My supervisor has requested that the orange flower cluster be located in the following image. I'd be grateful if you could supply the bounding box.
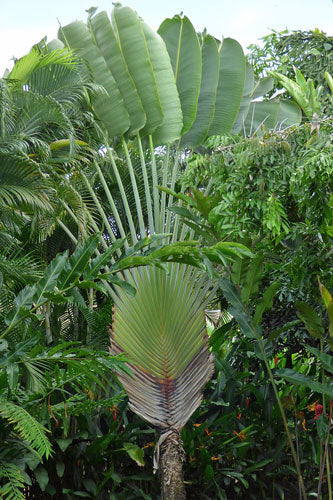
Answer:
[143,442,154,449]
[233,430,246,441]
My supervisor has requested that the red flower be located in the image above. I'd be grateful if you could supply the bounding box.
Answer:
[237,412,242,420]
[275,356,278,367]
[314,404,324,420]
[246,397,250,408]
[111,405,118,421]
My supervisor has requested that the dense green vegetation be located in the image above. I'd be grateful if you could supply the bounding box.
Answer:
[0,5,332,499]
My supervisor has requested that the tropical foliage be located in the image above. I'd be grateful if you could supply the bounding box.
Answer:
[0,3,332,499]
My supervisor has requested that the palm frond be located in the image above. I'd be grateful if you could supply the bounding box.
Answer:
[0,248,42,291]
[0,154,51,211]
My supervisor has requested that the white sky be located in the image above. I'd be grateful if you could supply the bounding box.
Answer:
[1,0,332,74]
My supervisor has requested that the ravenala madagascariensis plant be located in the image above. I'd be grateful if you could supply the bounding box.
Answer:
[50,4,264,496]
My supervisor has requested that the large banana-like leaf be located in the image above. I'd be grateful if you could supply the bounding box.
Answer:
[141,21,183,144]
[208,38,246,135]
[89,10,146,136]
[181,35,220,147]
[231,63,255,134]
[158,15,202,135]
[110,265,214,429]
[243,99,301,136]
[111,5,164,136]
[233,70,302,136]
[59,20,130,137]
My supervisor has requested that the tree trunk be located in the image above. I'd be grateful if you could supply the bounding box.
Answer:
[160,430,186,500]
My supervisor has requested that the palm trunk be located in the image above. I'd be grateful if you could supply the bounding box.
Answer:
[160,430,186,500]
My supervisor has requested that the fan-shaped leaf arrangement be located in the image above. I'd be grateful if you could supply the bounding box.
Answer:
[110,265,214,430]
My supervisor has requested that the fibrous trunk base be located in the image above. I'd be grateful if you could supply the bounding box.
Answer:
[160,430,186,500]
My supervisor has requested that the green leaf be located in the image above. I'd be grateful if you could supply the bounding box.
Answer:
[0,461,25,500]
[0,339,8,351]
[84,239,125,280]
[251,76,274,99]
[270,71,314,118]
[59,20,130,137]
[58,234,100,290]
[34,252,68,306]
[240,254,264,303]
[56,438,72,452]
[89,11,146,136]
[158,15,201,134]
[104,276,137,297]
[275,369,333,397]
[275,100,302,129]
[306,346,333,375]
[244,459,273,473]
[56,462,65,478]
[296,301,324,338]
[122,443,145,467]
[0,399,52,458]
[182,35,219,146]
[318,279,333,338]
[5,285,37,328]
[208,38,246,135]
[219,277,257,339]
[325,71,333,94]
[232,63,255,134]
[141,21,183,144]
[8,47,76,88]
[112,4,164,136]
[157,186,196,207]
[316,413,329,441]
[6,363,19,391]
[77,280,108,295]
[191,188,214,219]
[204,464,214,480]
[267,320,302,342]
[244,100,279,135]
[254,281,281,326]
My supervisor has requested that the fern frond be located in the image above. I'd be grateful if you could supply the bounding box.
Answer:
[0,461,25,500]
[0,398,52,458]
